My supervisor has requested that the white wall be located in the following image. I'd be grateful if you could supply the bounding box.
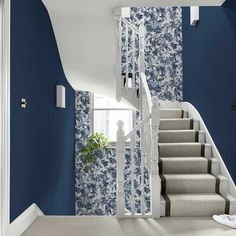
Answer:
[42,0,225,100]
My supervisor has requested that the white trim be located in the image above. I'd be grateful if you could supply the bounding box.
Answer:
[10,204,44,236]
[0,0,11,236]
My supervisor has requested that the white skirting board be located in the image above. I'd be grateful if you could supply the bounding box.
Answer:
[10,204,44,236]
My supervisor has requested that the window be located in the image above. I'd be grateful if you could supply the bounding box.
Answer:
[91,94,133,143]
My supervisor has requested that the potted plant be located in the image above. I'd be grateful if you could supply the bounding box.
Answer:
[81,132,109,172]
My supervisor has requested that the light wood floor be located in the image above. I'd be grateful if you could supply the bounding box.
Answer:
[22,216,236,236]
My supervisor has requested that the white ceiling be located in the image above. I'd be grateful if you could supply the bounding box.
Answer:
[42,0,225,99]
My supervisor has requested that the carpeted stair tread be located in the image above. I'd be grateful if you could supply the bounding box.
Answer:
[163,193,227,217]
[162,174,217,194]
[159,130,204,143]
[159,143,212,157]
[160,157,210,174]
[160,118,196,130]
[160,109,185,119]
[158,107,231,217]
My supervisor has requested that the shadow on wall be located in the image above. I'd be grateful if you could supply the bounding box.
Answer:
[224,0,236,11]
[183,0,236,183]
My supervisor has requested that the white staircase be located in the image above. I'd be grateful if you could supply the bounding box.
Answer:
[114,13,236,219]
[158,107,236,217]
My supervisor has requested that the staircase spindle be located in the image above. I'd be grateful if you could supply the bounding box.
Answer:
[125,25,129,88]
[130,133,135,215]
[115,13,161,219]
[132,30,136,89]
[116,120,125,218]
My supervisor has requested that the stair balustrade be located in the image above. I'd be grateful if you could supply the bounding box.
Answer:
[115,13,161,218]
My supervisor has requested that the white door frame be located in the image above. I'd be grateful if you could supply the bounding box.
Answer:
[0,0,11,235]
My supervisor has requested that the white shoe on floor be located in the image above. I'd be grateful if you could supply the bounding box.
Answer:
[213,215,236,229]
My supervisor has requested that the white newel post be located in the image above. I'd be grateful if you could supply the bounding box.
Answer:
[151,96,161,218]
[139,19,147,215]
[116,120,125,218]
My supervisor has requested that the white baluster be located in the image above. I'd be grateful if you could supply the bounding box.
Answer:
[115,16,162,219]
[139,19,146,75]
[132,29,135,89]
[140,121,145,215]
[125,25,129,88]
[117,120,126,218]
[151,96,161,218]
[130,133,135,215]
[115,17,122,102]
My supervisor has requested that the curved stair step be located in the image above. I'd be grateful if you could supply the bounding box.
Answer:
[160,109,186,119]
[160,119,199,130]
[161,193,229,217]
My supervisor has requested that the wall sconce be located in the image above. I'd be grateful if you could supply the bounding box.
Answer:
[190,6,199,26]
[56,85,66,108]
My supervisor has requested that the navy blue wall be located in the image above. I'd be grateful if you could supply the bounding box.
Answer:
[10,0,75,222]
[183,0,236,182]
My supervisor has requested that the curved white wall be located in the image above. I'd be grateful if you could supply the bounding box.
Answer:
[41,0,225,99]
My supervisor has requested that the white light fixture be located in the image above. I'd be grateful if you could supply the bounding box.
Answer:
[190,6,199,26]
[56,85,66,108]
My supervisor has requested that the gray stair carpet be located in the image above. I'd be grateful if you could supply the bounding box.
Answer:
[159,109,230,217]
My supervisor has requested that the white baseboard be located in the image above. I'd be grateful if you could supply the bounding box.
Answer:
[10,203,44,236]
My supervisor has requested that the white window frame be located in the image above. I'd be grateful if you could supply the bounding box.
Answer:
[0,0,11,236]
[90,93,136,147]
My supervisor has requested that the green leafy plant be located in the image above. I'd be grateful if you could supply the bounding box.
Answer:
[81,132,109,172]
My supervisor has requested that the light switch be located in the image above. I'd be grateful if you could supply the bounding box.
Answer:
[21,98,27,108]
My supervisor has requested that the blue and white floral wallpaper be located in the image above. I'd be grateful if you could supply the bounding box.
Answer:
[131,7,183,101]
[75,91,116,215]
[75,7,183,215]
[75,92,150,215]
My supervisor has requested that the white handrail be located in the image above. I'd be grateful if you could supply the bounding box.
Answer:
[140,72,152,113]
[122,17,139,34]
[124,114,151,141]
